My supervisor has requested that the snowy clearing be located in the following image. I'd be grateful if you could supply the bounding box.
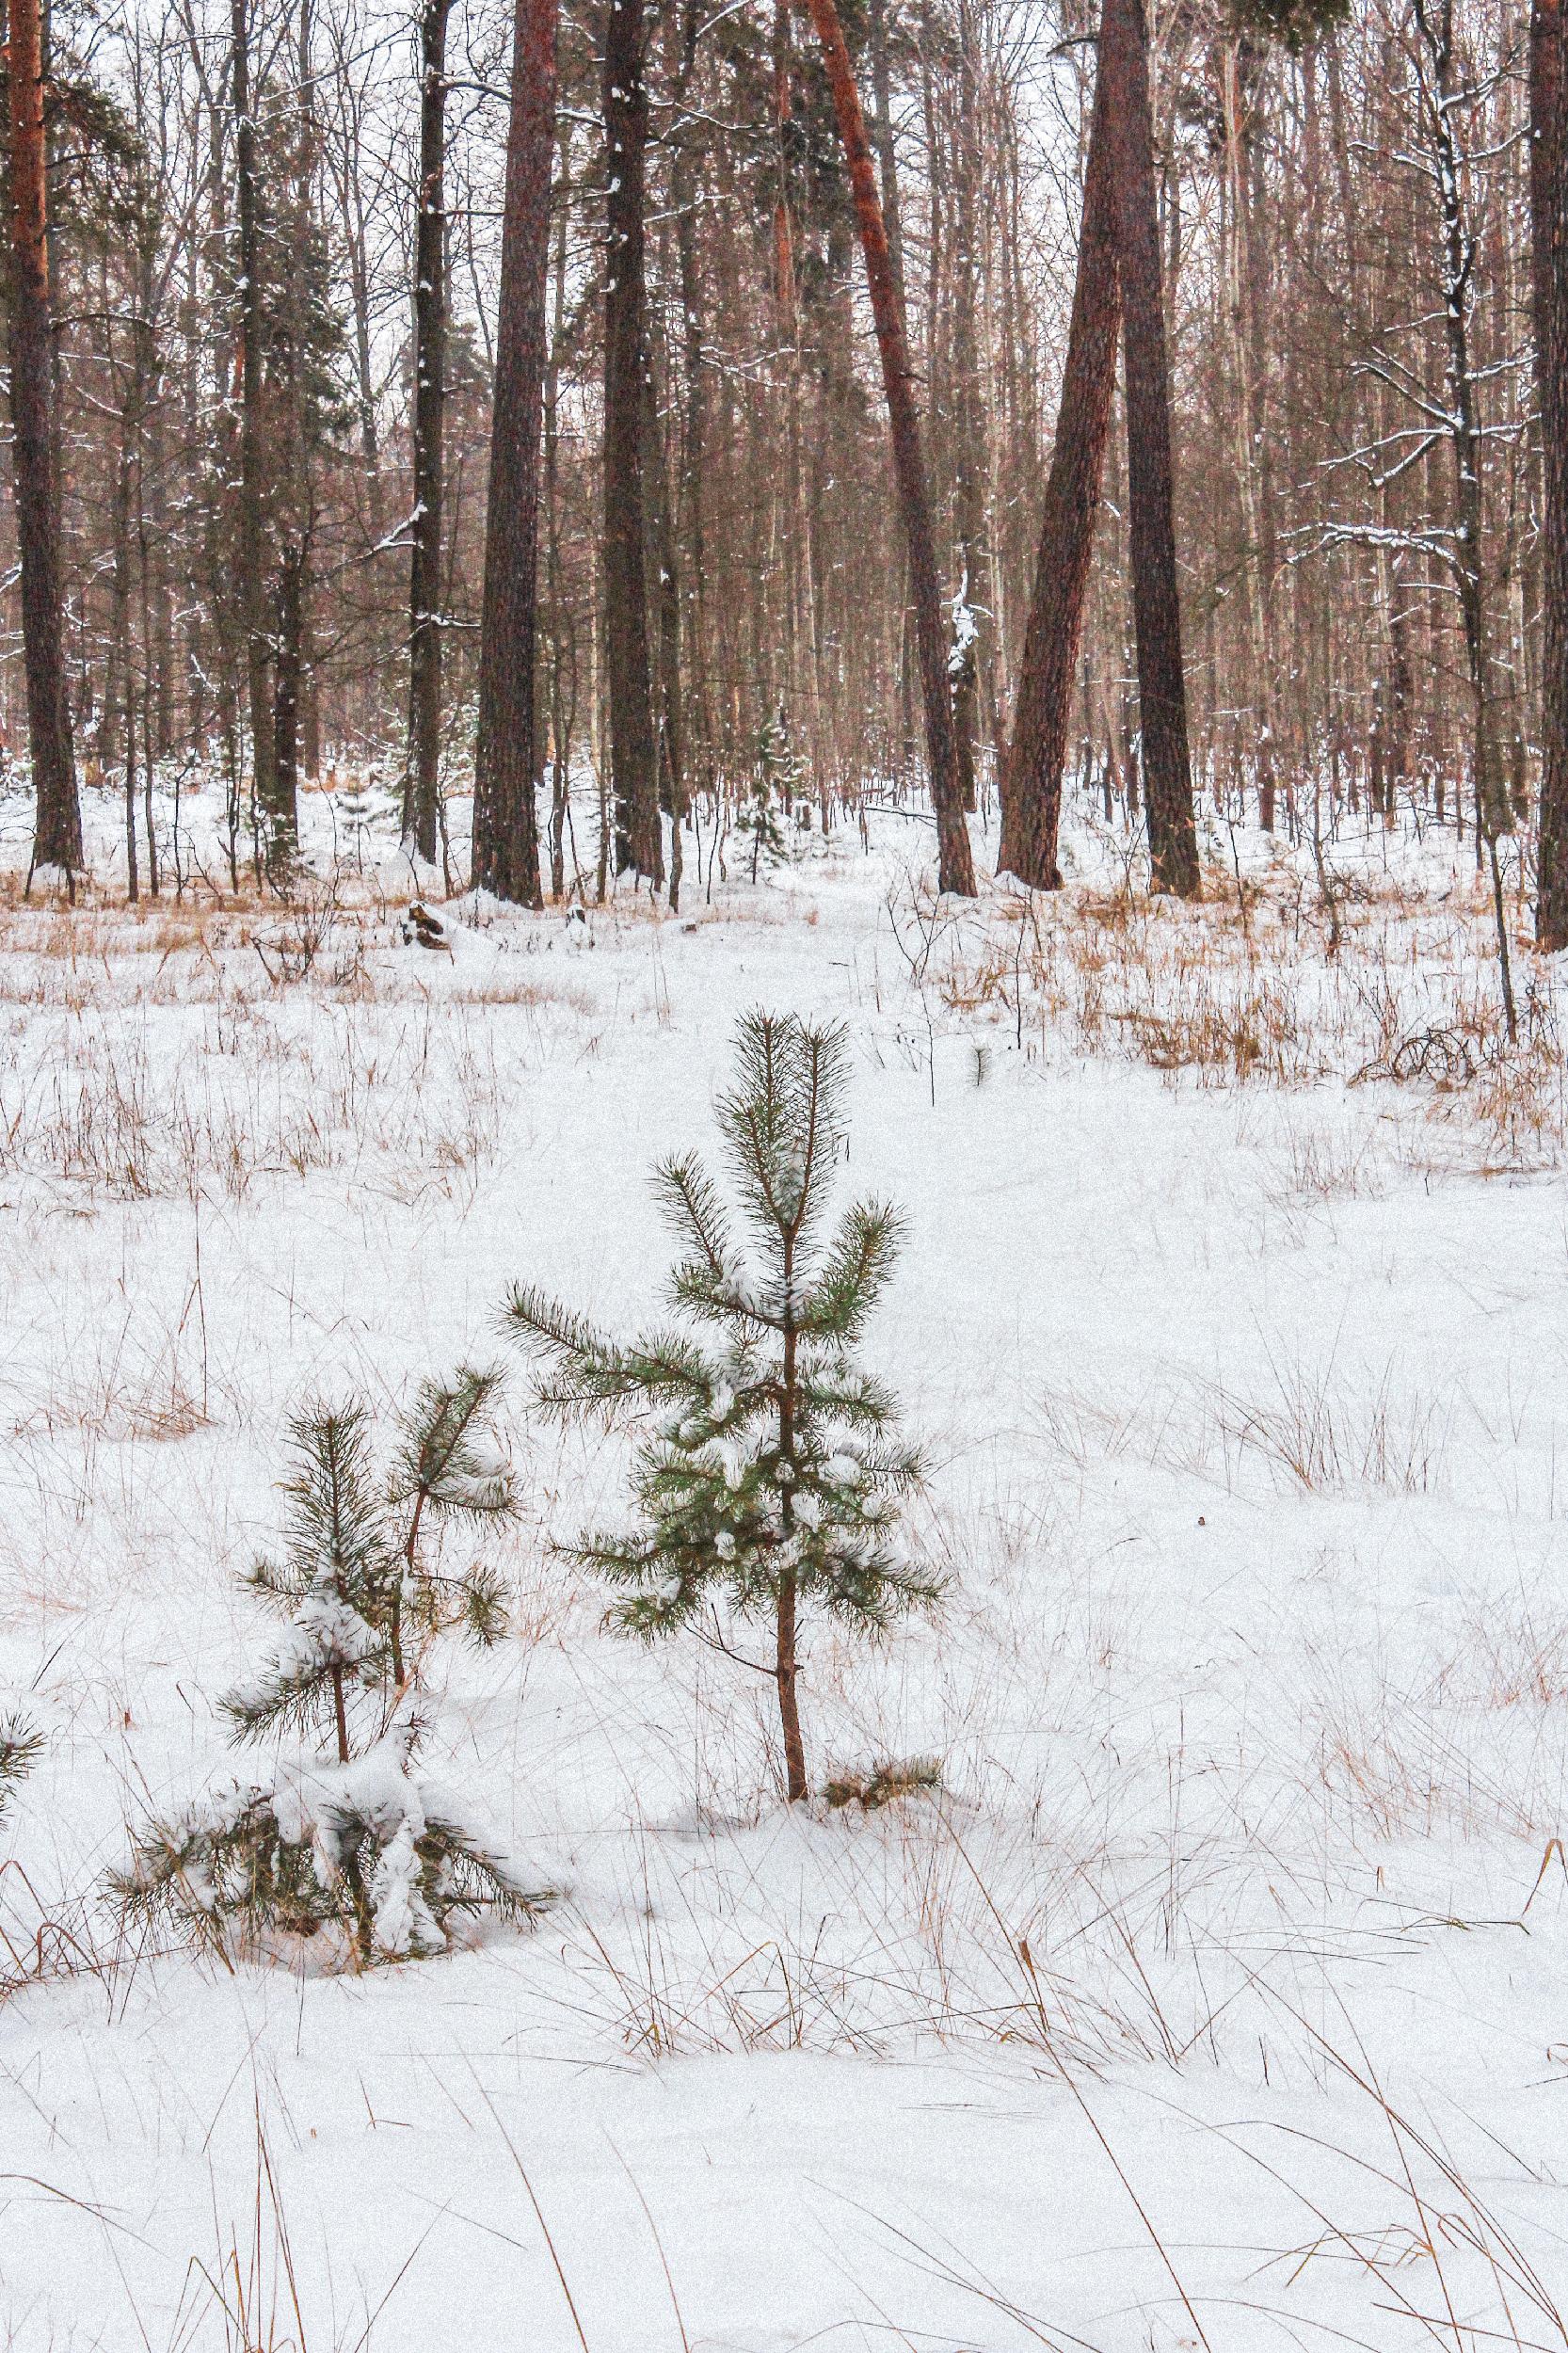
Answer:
[2,786,1566,2352]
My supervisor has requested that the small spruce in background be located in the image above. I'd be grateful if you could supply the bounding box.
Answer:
[115,1373,546,1965]
[505,1010,936,1804]
[738,704,803,881]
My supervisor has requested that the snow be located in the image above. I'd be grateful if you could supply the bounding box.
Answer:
[1,776,1567,2348]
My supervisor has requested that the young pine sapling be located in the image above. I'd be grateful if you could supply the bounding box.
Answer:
[115,1376,544,1964]
[0,1710,42,1834]
[505,1011,936,1802]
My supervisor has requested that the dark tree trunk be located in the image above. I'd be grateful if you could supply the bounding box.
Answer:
[602,0,662,880]
[1531,0,1568,949]
[471,0,554,907]
[8,0,80,878]
[404,0,454,864]
[804,0,976,896]
[950,0,984,814]
[865,0,905,309]
[1101,0,1200,899]
[775,1568,807,1804]
[998,61,1119,888]
[273,540,305,827]
[231,0,287,867]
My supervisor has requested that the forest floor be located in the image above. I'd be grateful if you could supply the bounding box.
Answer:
[2,778,1567,2351]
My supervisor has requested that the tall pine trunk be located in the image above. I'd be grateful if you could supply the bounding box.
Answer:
[232,0,285,867]
[404,0,453,864]
[472,0,554,907]
[997,60,1119,889]
[1102,0,1200,899]
[9,0,80,879]
[803,0,976,897]
[949,0,984,814]
[1531,0,1568,948]
[602,0,662,881]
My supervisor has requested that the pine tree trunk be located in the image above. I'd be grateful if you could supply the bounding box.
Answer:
[1101,0,1200,899]
[8,0,80,878]
[471,0,553,907]
[803,0,977,897]
[274,542,305,825]
[602,0,663,881]
[998,60,1119,888]
[950,0,984,816]
[231,0,286,868]
[1531,0,1568,948]
[404,0,453,864]
[775,1569,808,1805]
[776,1265,808,1803]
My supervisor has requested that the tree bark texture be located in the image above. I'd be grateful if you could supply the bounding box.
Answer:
[231,0,289,865]
[997,60,1119,888]
[472,0,553,906]
[803,0,977,897]
[404,0,453,863]
[9,0,80,875]
[1531,0,1568,947]
[1101,0,1200,898]
[602,0,663,880]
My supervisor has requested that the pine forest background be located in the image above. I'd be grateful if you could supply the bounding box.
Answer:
[9,0,1544,869]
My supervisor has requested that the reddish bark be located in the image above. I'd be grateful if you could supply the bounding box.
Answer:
[9,0,81,877]
[1531,0,1568,949]
[998,62,1120,889]
[472,0,554,907]
[803,0,977,897]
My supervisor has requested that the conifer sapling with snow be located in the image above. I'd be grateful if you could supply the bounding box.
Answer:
[0,1710,42,1833]
[115,1373,546,1962]
[505,1011,936,1802]
[739,705,802,880]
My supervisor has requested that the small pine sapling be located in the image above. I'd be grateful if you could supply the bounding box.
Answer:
[739,706,802,880]
[115,1386,544,1965]
[0,1711,42,1833]
[386,1365,516,1685]
[505,1010,936,1802]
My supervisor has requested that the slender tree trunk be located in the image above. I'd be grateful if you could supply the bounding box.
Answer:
[998,61,1119,888]
[1532,0,1568,948]
[8,0,80,877]
[776,1278,808,1802]
[231,0,285,868]
[775,1568,807,1803]
[404,0,454,864]
[471,0,554,907]
[950,0,984,813]
[865,0,905,308]
[803,0,976,896]
[545,120,571,901]
[1101,0,1200,898]
[274,542,305,828]
[602,0,662,880]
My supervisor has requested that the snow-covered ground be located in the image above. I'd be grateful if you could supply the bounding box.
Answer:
[2,779,1566,2351]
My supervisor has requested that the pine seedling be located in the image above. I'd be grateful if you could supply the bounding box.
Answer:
[505,1010,936,1803]
[739,707,801,881]
[0,1711,42,1833]
[386,1365,517,1683]
[115,1392,546,1965]
[223,1401,392,1760]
